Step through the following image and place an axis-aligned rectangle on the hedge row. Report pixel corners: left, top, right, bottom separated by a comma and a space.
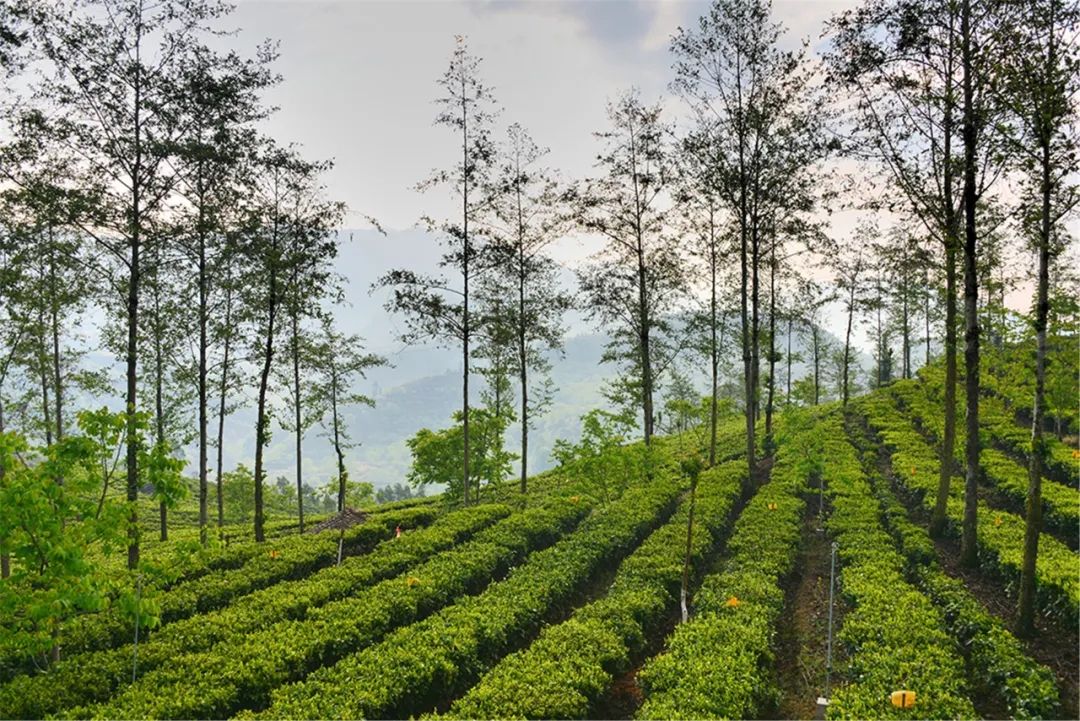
819, 413, 975, 720
72, 506, 437, 657
0, 503, 508, 719
847, 420, 1060, 719
978, 390, 1078, 489
892, 379, 1078, 540
77, 496, 593, 719
256, 471, 687, 720
860, 393, 1080, 629
634, 417, 813, 720
443, 460, 748, 719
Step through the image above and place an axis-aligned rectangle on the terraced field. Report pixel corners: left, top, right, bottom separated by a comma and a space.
0, 395, 1076, 721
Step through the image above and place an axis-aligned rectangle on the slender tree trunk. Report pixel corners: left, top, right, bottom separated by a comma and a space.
785, 315, 793, 405
38, 320, 52, 448
331, 364, 346, 512
126, 13, 144, 571
764, 246, 776, 452
291, 304, 304, 531
153, 275, 167, 542
215, 277, 233, 532
812, 325, 820, 406
0, 391, 8, 578
843, 286, 854, 407
709, 208, 718, 466
638, 243, 653, 446
750, 217, 761, 449
461, 84, 471, 507
959, 0, 980, 567
518, 246, 528, 493
930, 17, 960, 539
1018, 137, 1052, 635
48, 232, 63, 445
924, 265, 932, 368
197, 190, 208, 546
254, 192, 281, 543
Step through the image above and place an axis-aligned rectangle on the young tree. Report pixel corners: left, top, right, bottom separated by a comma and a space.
992, 0, 1079, 633
796, 279, 835, 406
482, 123, 569, 493
833, 234, 868, 406
406, 408, 514, 502
309, 315, 386, 513
379, 36, 500, 505
573, 90, 683, 447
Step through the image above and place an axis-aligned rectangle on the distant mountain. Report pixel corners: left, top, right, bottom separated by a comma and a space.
76, 227, 871, 491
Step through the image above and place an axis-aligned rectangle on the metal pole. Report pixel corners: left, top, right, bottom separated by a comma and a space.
825, 541, 838, 697
132, 572, 142, 683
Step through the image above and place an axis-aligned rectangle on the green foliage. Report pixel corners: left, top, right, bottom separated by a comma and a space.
406, 408, 515, 500
859, 391, 1079, 629
816, 414, 975, 720
81, 499, 589, 719
552, 408, 647, 503
259, 472, 682, 720
1, 504, 496, 719
636, 420, 812, 720
445, 461, 746, 719
0, 412, 137, 669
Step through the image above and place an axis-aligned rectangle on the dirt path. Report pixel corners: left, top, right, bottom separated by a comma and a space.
770, 504, 842, 721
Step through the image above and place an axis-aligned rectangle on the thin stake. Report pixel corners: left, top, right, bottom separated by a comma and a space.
132, 572, 142, 683
825, 541, 838, 697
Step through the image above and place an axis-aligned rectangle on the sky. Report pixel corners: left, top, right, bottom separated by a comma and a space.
226, 0, 855, 230
212, 0, 881, 345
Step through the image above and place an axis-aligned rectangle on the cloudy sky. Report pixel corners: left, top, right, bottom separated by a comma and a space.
225, 0, 856, 232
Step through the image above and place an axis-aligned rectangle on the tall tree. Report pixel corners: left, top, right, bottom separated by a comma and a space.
993, 0, 1079, 633
675, 127, 730, 466
23, 0, 229, 567
483, 123, 569, 493
828, 0, 964, 537
240, 146, 342, 541
171, 42, 277, 544
573, 90, 682, 447
380, 36, 499, 505
672, 0, 824, 474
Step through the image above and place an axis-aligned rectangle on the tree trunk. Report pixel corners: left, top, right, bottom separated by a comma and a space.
785, 315, 793, 405
764, 246, 776, 452
709, 209, 718, 466
126, 10, 144, 572
843, 286, 854, 407
1018, 137, 1051, 635
154, 279, 167, 543
461, 84, 471, 507
924, 265, 932, 368
1, 392, 8, 578
254, 194, 280, 543
812, 325, 820, 406
197, 194, 208, 546
332, 364, 346, 513
959, 0, 980, 567
291, 305, 304, 532
638, 244, 653, 446
215, 277, 233, 533
518, 202, 528, 493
